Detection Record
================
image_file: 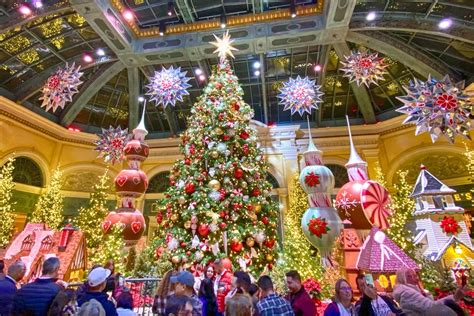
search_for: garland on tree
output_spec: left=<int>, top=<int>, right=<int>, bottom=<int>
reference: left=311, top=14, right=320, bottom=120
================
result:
left=0, top=157, right=16, bottom=248
left=31, top=167, right=64, bottom=230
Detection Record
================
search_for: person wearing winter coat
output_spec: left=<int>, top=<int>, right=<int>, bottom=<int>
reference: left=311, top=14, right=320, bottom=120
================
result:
left=78, top=267, right=118, bottom=316
left=214, top=258, right=233, bottom=315
left=0, top=261, right=26, bottom=316
left=393, top=268, right=465, bottom=316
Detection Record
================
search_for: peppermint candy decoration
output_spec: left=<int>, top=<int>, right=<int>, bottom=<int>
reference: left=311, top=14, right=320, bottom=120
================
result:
left=95, top=126, right=130, bottom=164
left=145, top=66, right=192, bottom=108
left=396, top=75, right=472, bottom=143
left=39, top=63, right=84, bottom=112
left=278, top=76, right=323, bottom=116
left=340, top=50, right=388, bottom=87
left=361, top=181, right=391, bottom=230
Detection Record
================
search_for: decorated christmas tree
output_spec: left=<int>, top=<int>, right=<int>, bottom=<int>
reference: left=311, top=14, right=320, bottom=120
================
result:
left=74, top=169, right=112, bottom=262
left=156, top=32, right=278, bottom=274
left=91, top=224, right=125, bottom=273
left=31, top=167, right=64, bottom=230
left=386, top=170, right=417, bottom=259
left=0, top=157, right=16, bottom=248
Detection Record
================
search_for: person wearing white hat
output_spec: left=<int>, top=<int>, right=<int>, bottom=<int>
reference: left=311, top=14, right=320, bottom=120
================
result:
left=77, top=267, right=118, bottom=316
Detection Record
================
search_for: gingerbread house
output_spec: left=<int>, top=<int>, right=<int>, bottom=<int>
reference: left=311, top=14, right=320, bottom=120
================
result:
left=356, top=227, right=419, bottom=291
left=411, top=166, right=474, bottom=271
left=0, top=223, right=87, bottom=282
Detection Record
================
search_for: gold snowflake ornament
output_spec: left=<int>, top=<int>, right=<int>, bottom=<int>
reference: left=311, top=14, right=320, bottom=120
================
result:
left=210, top=30, right=238, bottom=62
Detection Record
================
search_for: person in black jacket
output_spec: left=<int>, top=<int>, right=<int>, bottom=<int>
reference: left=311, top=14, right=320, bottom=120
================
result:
left=355, top=274, right=402, bottom=316
left=78, top=267, right=117, bottom=316
left=12, top=257, right=63, bottom=316
left=199, top=265, right=217, bottom=316
left=0, top=261, right=26, bottom=316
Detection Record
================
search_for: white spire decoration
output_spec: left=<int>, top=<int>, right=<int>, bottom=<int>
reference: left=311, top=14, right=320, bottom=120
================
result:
left=344, top=116, right=368, bottom=181
left=133, top=100, right=148, bottom=141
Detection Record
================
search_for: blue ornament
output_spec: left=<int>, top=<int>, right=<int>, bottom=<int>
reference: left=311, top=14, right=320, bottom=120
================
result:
left=278, top=76, right=323, bottom=116
left=145, top=66, right=192, bottom=108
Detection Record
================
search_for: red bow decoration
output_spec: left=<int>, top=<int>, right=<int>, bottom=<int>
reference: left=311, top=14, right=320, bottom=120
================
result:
left=440, top=216, right=461, bottom=236
left=308, top=217, right=330, bottom=238
left=304, top=172, right=320, bottom=187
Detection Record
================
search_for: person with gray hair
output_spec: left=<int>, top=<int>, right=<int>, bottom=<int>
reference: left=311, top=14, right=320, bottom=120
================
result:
left=12, top=257, right=64, bottom=316
left=0, top=260, right=26, bottom=315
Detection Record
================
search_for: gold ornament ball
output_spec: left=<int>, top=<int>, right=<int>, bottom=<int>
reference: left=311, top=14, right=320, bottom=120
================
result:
left=266, top=254, right=273, bottom=262
left=215, top=127, right=224, bottom=135
left=208, top=179, right=221, bottom=190
left=184, top=220, right=191, bottom=229
left=241, top=181, right=248, bottom=188
left=171, top=256, right=181, bottom=264
left=171, top=214, right=179, bottom=222
left=211, top=151, right=219, bottom=158
left=254, top=204, right=262, bottom=213
left=246, top=237, right=255, bottom=247
left=178, top=196, right=186, bottom=204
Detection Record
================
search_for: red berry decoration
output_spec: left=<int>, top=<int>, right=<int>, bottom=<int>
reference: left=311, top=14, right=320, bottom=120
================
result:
left=185, top=182, right=196, bottom=194
left=252, top=188, right=261, bottom=197
left=198, top=223, right=210, bottom=237
left=234, top=168, right=244, bottom=179
left=440, top=216, right=461, bottom=236
left=304, top=172, right=320, bottom=187
left=240, top=131, right=249, bottom=140
left=262, top=216, right=269, bottom=225
left=308, top=217, right=330, bottom=238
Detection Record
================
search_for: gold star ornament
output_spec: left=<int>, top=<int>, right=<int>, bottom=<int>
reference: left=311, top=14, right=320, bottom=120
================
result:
left=210, top=30, right=238, bottom=62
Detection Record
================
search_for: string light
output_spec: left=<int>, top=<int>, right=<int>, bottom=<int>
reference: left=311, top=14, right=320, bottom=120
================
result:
left=18, top=4, right=32, bottom=16
left=123, top=10, right=134, bottom=21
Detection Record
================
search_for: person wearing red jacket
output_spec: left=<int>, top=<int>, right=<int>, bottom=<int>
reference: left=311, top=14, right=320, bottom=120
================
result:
left=213, top=258, right=233, bottom=315
left=285, top=270, right=317, bottom=316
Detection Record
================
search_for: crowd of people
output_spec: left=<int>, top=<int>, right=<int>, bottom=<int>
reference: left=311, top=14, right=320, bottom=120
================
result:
left=0, top=257, right=469, bottom=316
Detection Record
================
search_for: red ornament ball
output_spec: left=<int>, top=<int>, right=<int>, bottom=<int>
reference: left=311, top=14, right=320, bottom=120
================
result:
left=234, top=168, right=244, bottom=179
left=184, top=158, right=191, bottom=165
left=216, top=82, right=222, bottom=89
left=252, top=188, right=261, bottom=197
left=220, top=222, right=227, bottom=229
left=230, top=241, right=243, bottom=252
left=198, top=223, right=210, bottom=237
left=185, top=182, right=196, bottom=194
left=262, top=216, right=269, bottom=225
left=240, top=131, right=249, bottom=140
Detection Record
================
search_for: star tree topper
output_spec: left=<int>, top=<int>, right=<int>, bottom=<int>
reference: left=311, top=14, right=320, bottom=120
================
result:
left=396, top=74, right=472, bottom=143
left=210, top=30, right=238, bottom=62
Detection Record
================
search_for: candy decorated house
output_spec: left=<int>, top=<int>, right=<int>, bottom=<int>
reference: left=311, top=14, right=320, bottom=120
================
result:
left=0, top=223, right=87, bottom=282
left=411, top=166, right=474, bottom=274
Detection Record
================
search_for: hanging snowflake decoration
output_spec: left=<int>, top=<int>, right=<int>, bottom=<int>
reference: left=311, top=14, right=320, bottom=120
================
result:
left=39, top=63, right=83, bottom=112
left=340, top=50, right=388, bottom=87
left=94, top=126, right=130, bottom=164
left=278, top=76, right=323, bottom=116
left=145, top=66, right=192, bottom=108
left=396, top=75, right=472, bottom=143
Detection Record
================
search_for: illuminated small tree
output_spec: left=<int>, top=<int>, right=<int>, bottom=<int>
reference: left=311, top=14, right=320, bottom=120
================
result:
left=0, top=157, right=16, bottom=247
left=31, top=167, right=64, bottom=230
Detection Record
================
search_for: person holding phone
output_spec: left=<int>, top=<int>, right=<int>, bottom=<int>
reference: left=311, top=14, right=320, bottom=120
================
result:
left=355, top=274, right=402, bottom=316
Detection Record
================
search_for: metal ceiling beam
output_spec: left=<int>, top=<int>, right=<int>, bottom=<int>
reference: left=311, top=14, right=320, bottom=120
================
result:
left=333, top=42, right=376, bottom=123
left=127, top=67, right=140, bottom=129
left=175, top=0, right=195, bottom=23
left=0, top=5, right=71, bottom=33
left=60, top=61, right=125, bottom=126
left=346, top=31, right=456, bottom=79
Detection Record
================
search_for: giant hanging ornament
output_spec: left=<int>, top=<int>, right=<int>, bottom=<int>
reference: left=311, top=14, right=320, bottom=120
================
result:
left=39, top=63, right=84, bottom=112
left=278, top=76, right=323, bottom=116
left=94, top=126, right=130, bottom=164
left=340, top=50, right=387, bottom=87
left=299, top=125, right=342, bottom=266
left=145, top=66, right=191, bottom=108
left=396, top=75, right=472, bottom=143
left=335, top=116, right=391, bottom=230
left=102, top=104, right=148, bottom=245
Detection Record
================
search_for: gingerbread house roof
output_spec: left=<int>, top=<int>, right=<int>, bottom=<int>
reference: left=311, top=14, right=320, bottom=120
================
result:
left=0, top=223, right=86, bottom=282
left=356, top=227, right=419, bottom=273
left=411, top=167, right=456, bottom=197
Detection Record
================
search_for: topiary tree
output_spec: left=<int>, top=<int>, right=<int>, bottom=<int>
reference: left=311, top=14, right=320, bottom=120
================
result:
left=31, top=167, right=64, bottom=229
left=0, top=157, right=16, bottom=247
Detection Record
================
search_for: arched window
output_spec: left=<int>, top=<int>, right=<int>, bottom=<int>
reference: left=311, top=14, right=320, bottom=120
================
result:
left=266, top=173, right=280, bottom=189
left=326, top=164, right=348, bottom=188
left=11, top=157, right=44, bottom=187
left=147, top=171, right=170, bottom=193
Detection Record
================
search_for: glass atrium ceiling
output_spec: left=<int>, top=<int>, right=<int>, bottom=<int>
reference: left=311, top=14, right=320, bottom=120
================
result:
left=0, top=0, right=472, bottom=138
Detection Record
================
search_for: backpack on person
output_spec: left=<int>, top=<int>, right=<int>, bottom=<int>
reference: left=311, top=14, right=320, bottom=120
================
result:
left=77, top=298, right=106, bottom=316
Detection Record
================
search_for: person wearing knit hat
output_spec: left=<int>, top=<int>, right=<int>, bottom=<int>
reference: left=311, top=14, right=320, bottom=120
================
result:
left=77, top=267, right=118, bottom=316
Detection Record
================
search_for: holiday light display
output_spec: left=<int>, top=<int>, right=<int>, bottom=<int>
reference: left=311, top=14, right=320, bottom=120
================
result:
left=94, top=126, right=130, bottom=164
left=145, top=66, right=192, bottom=108
left=278, top=76, right=323, bottom=116
left=0, top=157, right=16, bottom=248
left=396, top=75, right=472, bottom=143
left=340, top=50, right=387, bottom=87
left=39, top=63, right=83, bottom=112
